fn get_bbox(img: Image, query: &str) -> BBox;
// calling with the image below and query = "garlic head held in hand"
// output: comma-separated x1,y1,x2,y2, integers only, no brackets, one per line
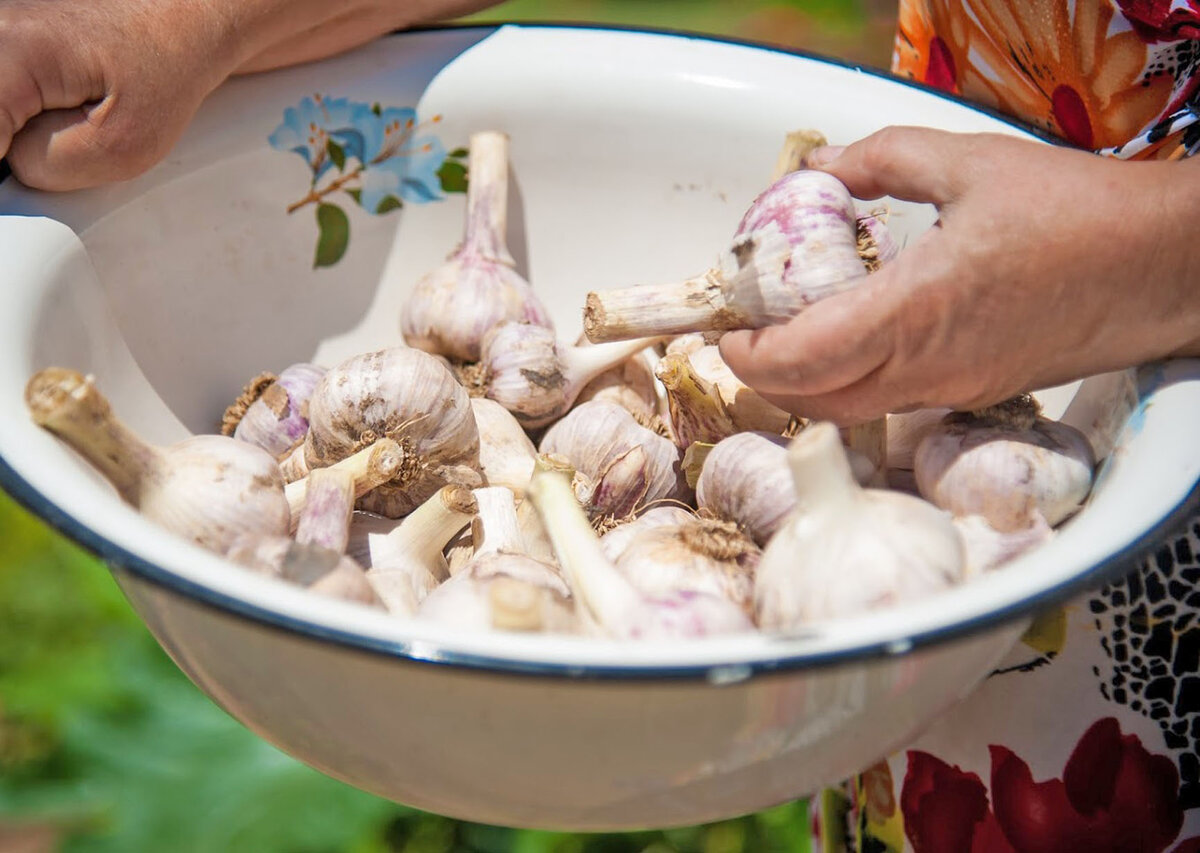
914,397,1096,533
303,348,481,517
755,422,966,630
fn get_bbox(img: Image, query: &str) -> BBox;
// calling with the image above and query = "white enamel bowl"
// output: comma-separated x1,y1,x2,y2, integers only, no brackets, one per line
1,24,1197,831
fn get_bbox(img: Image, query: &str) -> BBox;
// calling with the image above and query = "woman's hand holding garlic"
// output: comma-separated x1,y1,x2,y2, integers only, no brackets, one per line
719,126,1200,425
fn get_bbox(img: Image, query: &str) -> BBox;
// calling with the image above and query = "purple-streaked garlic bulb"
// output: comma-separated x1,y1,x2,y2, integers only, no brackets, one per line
400,131,552,362
471,322,662,428
221,363,325,457
602,511,760,618
226,467,380,606
364,485,478,614
696,432,793,546
756,423,965,630
914,396,1095,533
954,513,1055,575
527,467,753,639
301,348,481,517
584,170,866,341
471,398,537,495
26,368,289,554
284,438,404,531
573,335,661,423
538,401,685,521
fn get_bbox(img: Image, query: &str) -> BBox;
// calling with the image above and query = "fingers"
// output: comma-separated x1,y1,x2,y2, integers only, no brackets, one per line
806,125,976,205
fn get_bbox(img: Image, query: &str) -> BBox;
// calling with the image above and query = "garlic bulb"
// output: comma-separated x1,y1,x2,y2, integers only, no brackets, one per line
696,432,793,546
303,348,481,517
573,335,661,422
603,512,761,617
656,346,790,448
221,363,325,457
527,467,753,639
284,438,404,530
226,466,380,606
418,552,574,634
473,322,662,428
914,396,1096,533
539,401,685,521
471,398,537,494
954,513,1055,575
26,368,289,554
400,131,552,362
756,422,966,629
584,169,866,341
599,506,695,562
886,408,953,471
364,485,477,614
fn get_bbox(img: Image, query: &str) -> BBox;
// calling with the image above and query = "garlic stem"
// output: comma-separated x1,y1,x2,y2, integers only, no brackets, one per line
279,442,309,482
294,467,355,553
26,369,159,504
842,420,888,488
285,438,404,523
372,485,478,582
584,274,742,342
470,486,526,560
488,577,545,631
463,130,515,265
771,129,828,181
559,336,668,392
788,422,860,516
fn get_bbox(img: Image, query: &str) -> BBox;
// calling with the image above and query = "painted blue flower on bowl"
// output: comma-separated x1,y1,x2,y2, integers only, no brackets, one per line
269,94,467,268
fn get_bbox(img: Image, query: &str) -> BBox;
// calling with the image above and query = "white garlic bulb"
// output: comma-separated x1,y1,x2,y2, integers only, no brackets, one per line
400,131,552,362
471,398,537,495
696,432,793,546
914,396,1096,533
364,485,478,614
417,553,575,634
303,348,481,517
756,422,966,630
26,368,290,554
527,468,753,639
222,363,326,457
539,400,685,521
953,513,1055,575
598,506,695,563
475,322,663,428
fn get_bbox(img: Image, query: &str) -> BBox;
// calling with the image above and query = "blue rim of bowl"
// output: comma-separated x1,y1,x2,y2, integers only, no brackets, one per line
0,23,1180,681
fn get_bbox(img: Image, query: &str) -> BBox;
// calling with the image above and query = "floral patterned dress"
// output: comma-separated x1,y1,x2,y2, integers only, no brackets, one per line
809,3,1200,851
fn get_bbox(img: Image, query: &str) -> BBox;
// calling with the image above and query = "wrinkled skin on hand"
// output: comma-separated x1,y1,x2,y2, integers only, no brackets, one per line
720,127,1200,425
0,0,496,191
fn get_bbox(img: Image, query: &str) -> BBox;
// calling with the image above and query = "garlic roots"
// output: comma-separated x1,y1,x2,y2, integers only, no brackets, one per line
400,131,552,362
756,422,966,629
914,396,1096,533
475,322,662,428
222,363,325,457
26,368,290,554
303,348,481,517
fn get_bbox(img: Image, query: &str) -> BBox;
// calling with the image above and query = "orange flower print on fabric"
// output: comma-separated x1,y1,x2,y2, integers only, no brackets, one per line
892,0,1175,149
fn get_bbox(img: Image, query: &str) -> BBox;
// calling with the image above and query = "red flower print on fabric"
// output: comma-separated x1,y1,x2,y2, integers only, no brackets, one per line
1118,0,1200,42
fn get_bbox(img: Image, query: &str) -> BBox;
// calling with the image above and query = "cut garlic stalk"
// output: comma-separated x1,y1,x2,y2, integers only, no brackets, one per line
294,466,356,553
222,363,325,457
303,348,481,517
471,398,537,495
475,322,663,428
469,486,527,562
954,513,1055,575
539,401,685,521
574,335,661,423
284,438,404,530
527,468,753,639
26,368,290,554
364,485,478,614
400,131,552,362
756,422,966,629
914,396,1095,532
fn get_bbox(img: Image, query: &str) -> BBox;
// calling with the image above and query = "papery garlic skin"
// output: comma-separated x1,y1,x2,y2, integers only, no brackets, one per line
25,368,290,554
417,552,575,634
689,346,791,434
756,423,966,630
400,131,552,362
303,348,481,517
886,408,953,471
599,506,694,563
225,363,326,457
914,400,1096,533
471,398,537,495
225,536,381,607
954,513,1055,575
539,400,685,520
479,322,661,428
696,432,793,546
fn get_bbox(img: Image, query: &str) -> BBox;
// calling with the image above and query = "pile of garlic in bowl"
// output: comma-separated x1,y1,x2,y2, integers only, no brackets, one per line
24,128,1101,642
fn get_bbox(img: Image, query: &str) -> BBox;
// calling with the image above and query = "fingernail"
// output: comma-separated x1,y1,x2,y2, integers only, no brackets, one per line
804,145,845,169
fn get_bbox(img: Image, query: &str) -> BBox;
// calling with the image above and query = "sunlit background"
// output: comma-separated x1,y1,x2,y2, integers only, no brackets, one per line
0,3,896,851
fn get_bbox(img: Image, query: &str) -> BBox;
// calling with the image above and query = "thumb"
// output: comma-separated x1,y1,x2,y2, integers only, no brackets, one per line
806,125,974,205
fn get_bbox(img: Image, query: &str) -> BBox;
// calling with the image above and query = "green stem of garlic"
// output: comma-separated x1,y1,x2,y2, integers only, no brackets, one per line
284,438,404,528
26,368,290,554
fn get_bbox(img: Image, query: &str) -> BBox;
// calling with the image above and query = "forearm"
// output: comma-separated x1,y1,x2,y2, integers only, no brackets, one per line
231,0,503,75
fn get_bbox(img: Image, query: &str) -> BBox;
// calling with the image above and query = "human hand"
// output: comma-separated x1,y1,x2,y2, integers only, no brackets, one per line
0,0,499,191
719,127,1200,425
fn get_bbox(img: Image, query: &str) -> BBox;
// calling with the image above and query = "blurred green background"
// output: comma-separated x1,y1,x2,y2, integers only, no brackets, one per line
0,2,896,851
